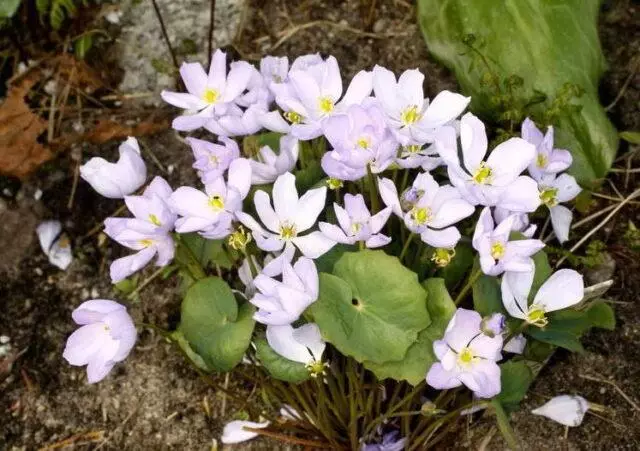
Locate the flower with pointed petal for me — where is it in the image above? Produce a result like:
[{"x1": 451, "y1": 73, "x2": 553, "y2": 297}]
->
[
  {"x1": 266, "y1": 323, "x2": 326, "y2": 376},
  {"x1": 537, "y1": 173, "x2": 581, "y2": 243},
  {"x1": 426, "y1": 308, "x2": 503, "y2": 398},
  {"x1": 372, "y1": 65, "x2": 470, "y2": 145},
  {"x1": 396, "y1": 141, "x2": 443, "y2": 170},
  {"x1": 168, "y1": 158, "x2": 252, "y2": 239},
  {"x1": 362, "y1": 430, "x2": 407, "y2": 451},
  {"x1": 319, "y1": 194, "x2": 392, "y2": 248},
  {"x1": 36, "y1": 220, "x2": 73, "y2": 270},
  {"x1": 187, "y1": 136, "x2": 239, "y2": 184},
  {"x1": 160, "y1": 49, "x2": 253, "y2": 131},
  {"x1": 250, "y1": 135, "x2": 299, "y2": 185},
  {"x1": 522, "y1": 118, "x2": 573, "y2": 182},
  {"x1": 472, "y1": 207, "x2": 544, "y2": 276},
  {"x1": 321, "y1": 104, "x2": 398, "y2": 181},
  {"x1": 236, "y1": 172, "x2": 335, "y2": 258},
  {"x1": 221, "y1": 420, "x2": 270, "y2": 444},
  {"x1": 501, "y1": 268, "x2": 584, "y2": 327},
  {"x1": 80, "y1": 137, "x2": 146, "y2": 199},
  {"x1": 494, "y1": 207, "x2": 537, "y2": 238},
  {"x1": 435, "y1": 113, "x2": 540, "y2": 212},
  {"x1": 378, "y1": 172, "x2": 475, "y2": 249},
  {"x1": 63, "y1": 300, "x2": 136, "y2": 383},
  {"x1": 249, "y1": 256, "x2": 318, "y2": 325},
  {"x1": 531, "y1": 395, "x2": 589, "y2": 427}
]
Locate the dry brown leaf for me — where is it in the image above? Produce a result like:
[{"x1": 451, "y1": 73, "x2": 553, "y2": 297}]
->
[
  {"x1": 0, "y1": 71, "x2": 52, "y2": 179},
  {"x1": 83, "y1": 118, "x2": 170, "y2": 144}
]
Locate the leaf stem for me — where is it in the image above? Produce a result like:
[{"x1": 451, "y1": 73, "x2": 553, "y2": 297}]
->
[
  {"x1": 454, "y1": 267, "x2": 482, "y2": 306},
  {"x1": 367, "y1": 164, "x2": 380, "y2": 213},
  {"x1": 399, "y1": 233, "x2": 416, "y2": 262}
]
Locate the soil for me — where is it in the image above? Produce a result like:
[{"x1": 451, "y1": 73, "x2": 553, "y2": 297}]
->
[{"x1": 1, "y1": 0, "x2": 639, "y2": 450}]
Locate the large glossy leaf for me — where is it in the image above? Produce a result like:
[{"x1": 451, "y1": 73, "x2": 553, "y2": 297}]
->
[
  {"x1": 178, "y1": 277, "x2": 255, "y2": 371},
  {"x1": 418, "y1": 0, "x2": 618, "y2": 186},
  {"x1": 255, "y1": 338, "x2": 310, "y2": 383},
  {"x1": 309, "y1": 250, "x2": 430, "y2": 364},
  {"x1": 365, "y1": 278, "x2": 456, "y2": 385}
]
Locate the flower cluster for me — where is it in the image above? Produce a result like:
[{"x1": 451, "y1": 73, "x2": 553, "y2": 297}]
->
[{"x1": 65, "y1": 50, "x2": 594, "y2": 446}]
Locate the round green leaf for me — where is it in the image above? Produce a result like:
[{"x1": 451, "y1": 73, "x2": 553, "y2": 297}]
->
[
  {"x1": 255, "y1": 339, "x2": 310, "y2": 383},
  {"x1": 309, "y1": 250, "x2": 430, "y2": 364},
  {"x1": 497, "y1": 360, "x2": 534, "y2": 407}
]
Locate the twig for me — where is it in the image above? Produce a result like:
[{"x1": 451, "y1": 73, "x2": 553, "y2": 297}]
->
[
  {"x1": 555, "y1": 187, "x2": 640, "y2": 267},
  {"x1": 81, "y1": 203, "x2": 128, "y2": 240},
  {"x1": 139, "y1": 139, "x2": 167, "y2": 173},
  {"x1": 127, "y1": 266, "x2": 170, "y2": 301},
  {"x1": 605, "y1": 57, "x2": 639, "y2": 112},
  {"x1": 149, "y1": 0, "x2": 179, "y2": 70},
  {"x1": 243, "y1": 427, "x2": 333, "y2": 448},
  {"x1": 67, "y1": 161, "x2": 80, "y2": 210},
  {"x1": 579, "y1": 373, "x2": 640, "y2": 412},
  {"x1": 207, "y1": 0, "x2": 217, "y2": 68},
  {"x1": 610, "y1": 167, "x2": 640, "y2": 173},
  {"x1": 220, "y1": 372, "x2": 230, "y2": 417}
]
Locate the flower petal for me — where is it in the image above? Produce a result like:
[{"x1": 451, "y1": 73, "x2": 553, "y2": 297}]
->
[{"x1": 534, "y1": 269, "x2": 584, "y2": 312}]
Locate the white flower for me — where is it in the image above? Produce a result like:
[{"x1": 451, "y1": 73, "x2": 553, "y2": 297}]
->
[
  {"x1": 504, "y1": 334, "x2": 527, "y2": 354},
  {"x1": 532, "y1": 395, "x2": 589, "y2": 427},
  {"x1": 521, "y1": 118, "x2": 573, "y2": 182},
  {"x1": 250, "y1": 135, "x2": 299, "y2": 185},
  {"x1": 435, "y1": 113, "x2": 540, "y2": 212},
  {"x1": 494, "y1": 207, "x2": 536, "y2": 238},
  {"x1": 236, "y1": 172, "x2": 335, "y2": 258},
  {"x1": 537, "y1": 173, "x2": 581, "y2": 243},
  {"x1": 501, "y1": 269, "x2": 584, "y2": 327},
  {"x1": 80, "y1": 137, "x2": 146, "y2": 199},
  {"x1": 472, "y1": 207, "x2": 544, "y2": 276},
  {"x1": 266, "y1": 323, "x2": 326, "y2": 373},
  {"x1": 221, "y1": 420, "x2": 270, "y2": 444},
  {"x1": 372, "y1": 65, "x2": 470, "y2": 145},
  {"x1": 36, "y1": 220, "x2": 72, "y2": 270}
]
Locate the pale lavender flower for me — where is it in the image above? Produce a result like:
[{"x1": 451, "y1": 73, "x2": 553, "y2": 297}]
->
[
  {"x1": 494, "y1": 207, "x2": 537, "y2": 238},
  {"x1": 522, "y1": 118, "x2": 573, "y2": 182},
  {"x1": 105, "y1": 177, "x2": 176, "y2": 283},
  {"x1": 501, "y1": 268, "x2": 584, "y2": 327},
  {"x1": 379, "y1": 172, "x2": 475, "y2": 249},
  {"x1": 215, "y1": 102, "x2": 266, "y2": 136},
  {"x1": 250, "y1": 135, "x2": 299, "y2": 185},
  {"x1": 265, "y1": 56, "x2": 373, "y2": 140},
  {"x1": 481, "y1": 313, "x2": 506, "y2": 338},
  {"x1": 160, "y1": 49, "x2": 253, "y2": 131},
  {"x1": 321, "y1": 104, "x2": 398, "y2": 181},
  {"x1": 187, "y1": 136, "x2": 239, "y2": 184},
  {"x1": 531, "y1": 395, "x2": 589, "y2": 427},
  {"x1": 319, "y1": 194, "x2": 392, "y2": 248},
  {"x1": 250, "y1": 256, "x2": 318, "y2": 325},
  {"x1": 236, "y1": 172, "x2": 335, "y2": 258},
  {"x1": 168, "y1": 159, "x2": 252, "y2": 239},
  {"x1": 221, "y1": 420, "x2": 270, "y2": 444},
  {"x1": 266, "y1": 323, "x2": 325, "y2": 369},
  {"x1": 472, "y1": 207, "x2": 544, "y2": 276},
  {"x1": 426, "y1": 308, "x2": 503, "y2": 398},
  {"x1": 80, "y1": 137, "x2": 146, "y2": 199},
  {"x1": 372, "y1": 65, "x2": 470, "y2": 145},
  {"x1": 36, "y1": 220, "x2": 73, "y2": 270},
  {"x1": 396, "y1": 141, "x2": 443, "y2": 170},
  {"x1": 238, "y1": 56, "x2": 289, "y2": 107},
  {"x1": 537, "y1": 173, "x2": 581, "y2": 243},
  {"x1": 63, "y1": 300, "x2": 136, "y2": 383},
  {"x1": 504, "y1": 334, "x2": 527, "y2": 354},
  {"x1": 436, "y1": 113, "x2": 540, "y2": 212},
  {"x1": 362, "y1": 431, "x2": 407, "y2": 451}
]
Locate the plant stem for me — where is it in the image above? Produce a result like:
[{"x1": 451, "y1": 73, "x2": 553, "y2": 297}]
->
[
  {"x1": 399, "y1": 233, "x2": 416, "y2": 262},
  {"x1": 367, "y1": 164, "x2": 380, "y2": 213},
  {"x1": 149, "y1": 0, "x2": 179, "y2": 70},
  {"x1": 454, "y1": 267, "x2": 482, "y2": 306},
  {"x1": 207, "y1": 0, "x2": 216, "y2": 67}
]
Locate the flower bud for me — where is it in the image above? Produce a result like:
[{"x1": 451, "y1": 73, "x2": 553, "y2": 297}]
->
[{"x1": 481, "y1": 313, "x2": 506, "y2": 337}]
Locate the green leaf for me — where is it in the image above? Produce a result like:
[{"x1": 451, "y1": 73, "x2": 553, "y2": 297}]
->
[
  {"x1": 550, "y1": 301, "x2": 615, "y2": 334},
  {"x1": 491, "y1": 399, "x2": 520, "y2": 450},
  {"x1": 440, "y1": 243, "x2": 474, "y2": 291},
  {"x1": 74, "y1": 34, "x2": 93, "y2": 60},
  {"x1": 365, "y1": 278, "x2": 456, "y2": 384},
  {"x1": 472, "y1": 262, "x2": 503, "y2": 316},
  {"x1": 526, "y1": 327, "x2": 584, "y2": 353},
  {"x1": 255, "y1": 338, "x2": 310, "y2": 383},
  {"x1": 309, "y1": 250, "x2": 430, "y2": 364},
  {"x1": 497, "y1": 360, "x2": 534, "y2": 406},
  {"x1": 178, "y1": 277, "x2": 255, "y2": 371},
  {"x1": 0, "y1": 0, "x2": 21, "y2": 18},
  {"x1": 620, "y1": 131, "x2": 640, "y2": 145},
  {"x1": 170, "y1": 330, "x2": 211, "y2": 371},
  {"x1": 314, "y1": 243, "x2": 356, "y2": 274},
  {"x1": 418, "y1": 0, "x2": 618, "y2": 185}
]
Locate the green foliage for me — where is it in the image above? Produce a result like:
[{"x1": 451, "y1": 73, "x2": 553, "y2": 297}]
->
[
  {"x1": 418, "y1": 0, "x2": 618, "y2": 186},
  {"x1": 309, "y1": 250, "x2": 430, "y2": 364},
  {"x1": 582, "y1": 240, "x2": 607, "y2": 268},
  {"x1": 497, "y1": 360, "x2": 534, "y2": 408},
  {"x1": 439, "y1": 243, "x2": 474, "y2": 291},
  {"x1": 170, "y1": 330, "x2": 211, "y2": 371},
  {"x1": 74, "y1": 33, "x2": 93, "y2": 59},
  {"x1": 0, "y1": 0, "x2": 21, "y2": 18},
  {"x1": 620, "y1": 131, "x2": 640, "y2": 144},
  {"x1": 37, "y1": 0, "x2": 86, "y2": 30},
  {"x1": 178, "y1": 277, "x2": 255, "y2": 372},
  {"x1": 365, "y1": 278, "x2": 456, "y2": 384},
  {"x1": 624, "y1": 221, "x2": 640, "y2": 251},
  {"x1": 255, "y1": 338, "x2": 310, "y2": 383}
]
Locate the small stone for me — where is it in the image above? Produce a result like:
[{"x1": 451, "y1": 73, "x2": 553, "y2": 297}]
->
[{"x1": 373, "y1": 19, "x2": 387, "y2": 33}]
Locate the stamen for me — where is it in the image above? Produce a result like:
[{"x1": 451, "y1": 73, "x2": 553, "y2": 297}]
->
[
  {"x1": 279, "y1": 223, "x2": 297, "y2": 240},
  {"x1": 284, "y1": 111, "x2": 303, "y2": 124},
  {"x1": 202, "y1": 88, "x2": 219, "y2": 104},
  {"x1": 526, "y1": 306, "x2": 548, "y2": 327},
  {"x1": 411, "y1": 206, "x2": 432, "y2": 225},
  {"x1": 432, "y1": 248, "x2": 456, "y2": 267},
  {"x1": 401, "y1": 105, "x2": 421, "y2": 125},
  {"x1": 472, "y1": 162, "x2": 493, "y2": 184},
  {"x1": 139, "y1": 239, "x2": 154, "y2": 247},
  {"x1": 490, "y1": 242, "x2": 505, "y2": 260},
  {"x1": 539, "y1": 187, "x2": 559, "y2": 207},
  {"x1": 536, "y1": 153, "x2": 548, "y2": 168},
  {"x1": 457, "y1": 347, "x2": 475, "y2": 366},
  {"x1": 149, "y1": 214, "x2": 161, "y2": 227},
  {"x1": 318, "y1": 96, "x2": 335, "y2": 114},
  {"x1": 208, "y1": 195, "x2": 225, "y2": 211},
  {"x1": 356, "y1": 137, "x2": 371, "y2": 149}
]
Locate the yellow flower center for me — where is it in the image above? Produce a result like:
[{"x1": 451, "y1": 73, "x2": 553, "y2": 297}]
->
[
  {"x1": 490, "y1": 242, "x2": 505, "y2": 260},
  {"x1": 327, "y1": 178, "x2": 343, "y2": 190},
  {"x1": 539, "y1": 187, "x2": 559, "y2": 207},
  {"x1": 536, "y1": 153, "x2": 548, "y2": 168},
  {"x1": 202, "y1": 88, "x2": 219, "y2": 104},
  {"x1": 431, "y1": 247, "x2": 455, "y2": 268},
  {"x1": 357, "y1": 137, "x2": 371, "y2": 149},
  {"x1": 306, "y1": 360, "x2": 328, "y2": 378},
  {"x1": 209, "y1": 154, "x2": 220, "y2": 166},
  {"x1": 457, "y1": 347, "x2": 475, "y2": 366},
  {"x1": 350, "y1": 222, "x2": 362, "y2": 234},
  {"x1": 148, "y1": 214, "x2": 161, "y2": 227},
  {"x1": 526, "y1": 306, "x2": 548, "y2": 327},
  {"x1": 472, "y1": 162, "x2": 493, "y2": 184},
  {"x1": 279, "y1": 223, "x2": 297, "y2": 240},
  {"x1": 411, "y1": 207, "x2": 432, "y2": 225},
  {"x1": 208, "y1": 195, "x2": 225, "y2": 211},
  {"x1": 318, "y1": 96, "x2": 335, "y2": 114},
  {"x1": 400, "y1": 105, "x2": 421, "y2": 125},
  {"x1": 284, "y1": 111, "x2": 303, "y2": 124},
  {"x1": 405, "y1": 144, "x2": 421, "y2": 154},
  {"x1": 227, "y1": 226, "x2": 252, "y2": 251},
  {"x1": 139, "y1": 238, "x2": 154, "y2": 247}
]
